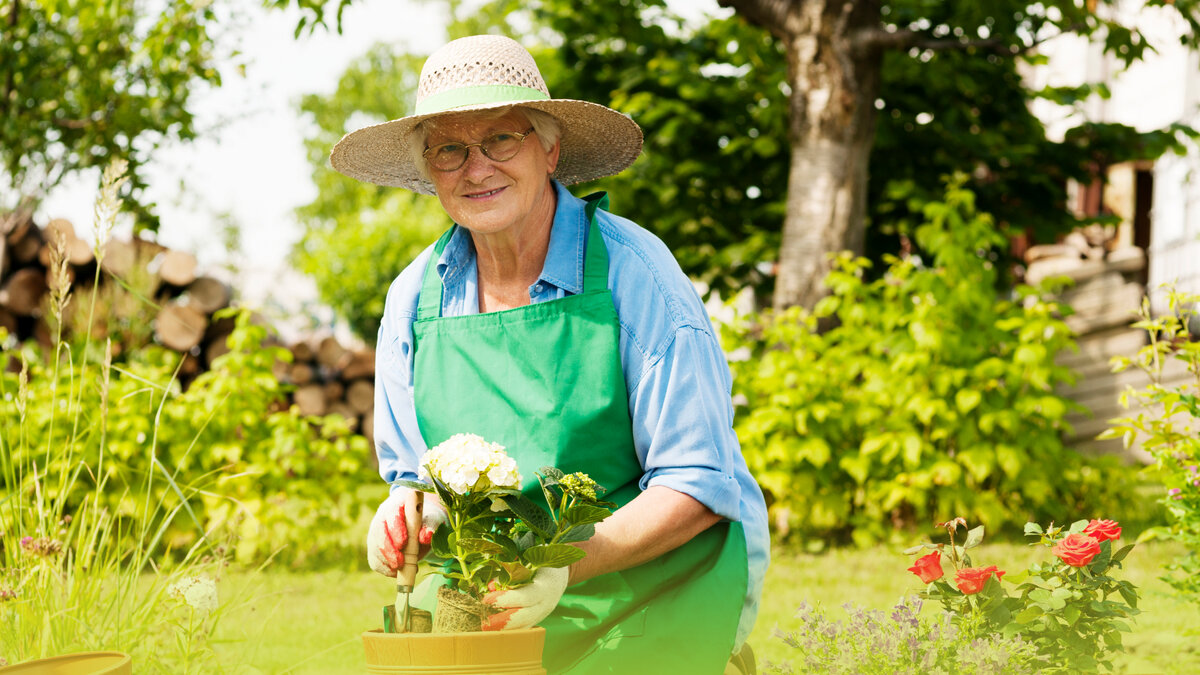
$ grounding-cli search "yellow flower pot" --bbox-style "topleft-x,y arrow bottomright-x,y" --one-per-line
0,652 -> 131,675
362,627 -> 546,674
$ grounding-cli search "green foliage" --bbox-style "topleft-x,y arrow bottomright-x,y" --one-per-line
0,308 -> 376,566
767,597 -> 1040,675
722,180 -> 1128,546
529,1 -> 788,303
1103,287 -> 1200,601
300,0 -> 1200,307
293,45 -> 449,341
907,519 -> 1140,673
0,164 -> 231,670
0,0 -> 224,227
401,465 -> 614,598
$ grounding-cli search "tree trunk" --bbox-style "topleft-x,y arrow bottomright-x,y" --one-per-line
720,0 -> 883,311
774,1 -> 881,311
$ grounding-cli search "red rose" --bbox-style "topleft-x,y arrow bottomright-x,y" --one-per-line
1053,533 -> 1102,567
1083,519 -> 1122,543
954,565 -> 1005,595
907,550 -> 944,583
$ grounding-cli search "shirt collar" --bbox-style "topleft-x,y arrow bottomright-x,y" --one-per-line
434,180 -> 588,295
538,181 -> 587,295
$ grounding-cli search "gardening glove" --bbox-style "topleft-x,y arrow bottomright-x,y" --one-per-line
366,489 -> 448,577
480,566 -> 569,631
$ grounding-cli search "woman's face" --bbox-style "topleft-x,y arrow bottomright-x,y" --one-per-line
425,110 -> 560,238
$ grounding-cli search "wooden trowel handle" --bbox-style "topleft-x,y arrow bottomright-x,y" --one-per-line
399,490 -> 423,589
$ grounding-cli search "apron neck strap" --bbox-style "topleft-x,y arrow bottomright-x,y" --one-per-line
416,226 -> 456,322
581,191 -> 610,294
415,191 -> 611,320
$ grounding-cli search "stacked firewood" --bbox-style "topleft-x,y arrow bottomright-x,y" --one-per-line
272,337 -> 377,443
0,213 -> 376,443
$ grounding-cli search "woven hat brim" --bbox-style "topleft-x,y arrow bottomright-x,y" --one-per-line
329,99 -> 643,195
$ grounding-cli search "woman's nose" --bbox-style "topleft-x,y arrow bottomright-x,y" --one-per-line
461,145 -> 495,181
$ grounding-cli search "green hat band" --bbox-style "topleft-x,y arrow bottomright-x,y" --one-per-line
415,85 -> 550,116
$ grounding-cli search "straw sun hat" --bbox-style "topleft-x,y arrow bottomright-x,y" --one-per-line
329,35 -> 643,195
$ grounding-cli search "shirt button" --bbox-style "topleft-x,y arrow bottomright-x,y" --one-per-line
533,283 -> 544,294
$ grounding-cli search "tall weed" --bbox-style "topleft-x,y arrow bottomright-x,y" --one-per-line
0,160 -> 231,671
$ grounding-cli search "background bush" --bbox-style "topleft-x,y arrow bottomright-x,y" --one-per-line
0,309 -> 379,566
1104,287 -> 1200,601
722,180 -> 1130,547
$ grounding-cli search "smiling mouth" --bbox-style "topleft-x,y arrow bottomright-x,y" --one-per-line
465,187 -> 505,199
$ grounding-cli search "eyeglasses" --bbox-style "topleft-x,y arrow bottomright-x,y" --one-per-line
422,128 -> 537,172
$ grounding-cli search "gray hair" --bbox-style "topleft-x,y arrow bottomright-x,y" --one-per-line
407,106 -> 563,181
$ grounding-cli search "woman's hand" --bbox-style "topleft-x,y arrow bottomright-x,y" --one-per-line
366,489 -> 447,577
480,567 -> 569,630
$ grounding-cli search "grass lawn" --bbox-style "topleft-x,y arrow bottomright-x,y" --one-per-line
211,541 -> 1200,674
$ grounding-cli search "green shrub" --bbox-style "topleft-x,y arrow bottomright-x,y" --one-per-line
723,180 -> 1128,546
2,310 -> 378,565
1,161 -> 230,671
1103,286 -> 1200,601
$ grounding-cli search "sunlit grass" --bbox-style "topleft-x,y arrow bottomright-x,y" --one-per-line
211,540 -> 1199,674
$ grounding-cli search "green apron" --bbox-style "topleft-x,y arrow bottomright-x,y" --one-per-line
411,193 -> 748,675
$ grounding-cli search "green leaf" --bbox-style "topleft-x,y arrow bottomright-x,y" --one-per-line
1117,582 -> 1139,609
514,530 -> 538,552
563,503 -> 613,527
431,524 -> 452,558
539,477 -> 561,512
1024,522 -> 1044,536
390,479 -> 436,493
557,522 -> 595,543
456,538 -> 507,557
537,466 -> 565,484
955,389 -> 982,413
964,525 -> 985,549
503,494 -> 555,540
1014,605 -> 1043,624
428,475 -> 458,512
522,543 -> 587,569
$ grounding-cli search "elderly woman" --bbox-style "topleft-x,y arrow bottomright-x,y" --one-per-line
335,35 -> 768,675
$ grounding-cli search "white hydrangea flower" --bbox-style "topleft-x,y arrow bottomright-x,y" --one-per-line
419,433 -> 522,494
167,576 -> 219,613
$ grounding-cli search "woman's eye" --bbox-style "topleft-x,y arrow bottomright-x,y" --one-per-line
436,144 -> 463,155
490,133 -> 516,142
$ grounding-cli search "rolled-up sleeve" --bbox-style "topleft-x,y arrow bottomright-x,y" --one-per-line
629,325 -> 742,521
373,258 -> 433,491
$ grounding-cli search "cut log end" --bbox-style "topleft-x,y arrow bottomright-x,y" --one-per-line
154,302 -> 208,352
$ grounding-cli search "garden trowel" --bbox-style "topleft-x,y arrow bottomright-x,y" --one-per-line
395,489 -> 423,632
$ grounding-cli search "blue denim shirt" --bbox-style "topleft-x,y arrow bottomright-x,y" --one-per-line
374,180 -> 768,648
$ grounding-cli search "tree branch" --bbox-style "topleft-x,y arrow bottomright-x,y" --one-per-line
718,0 -> 795,41
852,27 -> 1011,55
853,21 -> 1088,57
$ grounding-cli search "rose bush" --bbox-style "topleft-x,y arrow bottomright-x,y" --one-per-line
906,517 -> 1139,673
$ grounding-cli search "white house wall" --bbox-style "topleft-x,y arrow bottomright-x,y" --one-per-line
1028,0 -> 1200,303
